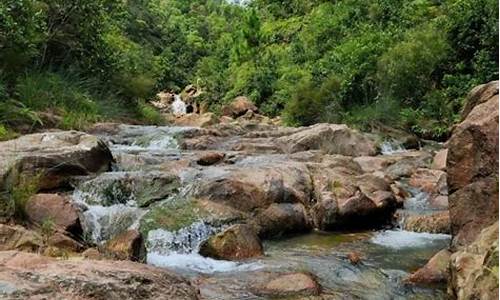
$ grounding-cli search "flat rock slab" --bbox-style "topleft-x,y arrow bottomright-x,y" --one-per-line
0,251 -> 200,300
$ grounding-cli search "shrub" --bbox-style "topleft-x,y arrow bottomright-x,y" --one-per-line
9,174 -> 40,220
137,100 -> 164,125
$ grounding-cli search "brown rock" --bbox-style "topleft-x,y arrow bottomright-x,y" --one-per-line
197,152 -> 225,166
430,195 -> 448,209
449,222 -> 499,300
347,251 -> 362,265
200,224 -> 263,260
194,163 -> 313,212
25,193 -> 81,234
82,248 -> 102,260
401,211 -> 450,234
48,232 -> 84,252
0,250 -> 199,299
278,123 -> 377,156
0,224 -> 42,252
432,149 -> 448,170
174,113 -> 218,127
447,81 -> 498,247
408,249 -> 451,285
105,229 -> 146,262
255,203 -> 312,238
0,131 -> 112,190
354,156 -> 393,173
0,131 -> 113,222
409,168 -> 447,195
221,96 -> 258,118
252,272 -> 321,298
461,80 -> 498,120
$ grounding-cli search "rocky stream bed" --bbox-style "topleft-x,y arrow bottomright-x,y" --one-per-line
0,81 -> 498,300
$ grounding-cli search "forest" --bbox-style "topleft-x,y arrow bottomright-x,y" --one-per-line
0,0 -> 498,140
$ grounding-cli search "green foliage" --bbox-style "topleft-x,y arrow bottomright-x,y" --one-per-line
137,100 -> 165,125
0,0 -> 497,139
40,217 -> 56,245
140,198 -> 206,234
9,174 -> 40,220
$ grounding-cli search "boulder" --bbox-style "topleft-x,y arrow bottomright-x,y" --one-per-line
255,203 -> 312,238
0,131 -> 112,190
48,232 -> 84,252
432,149 -> 448,170
0,251 -> 199,300
199,224 -> 263,260
197,152 -> 225,166
449,222 -> 498,300
354,156 -> 394,173
221,96 -> 258,118
408,249 -> 451,285
174,113 -> 218,128
82,248 -> 102,260
0,131 -> 113,221
277,123 -> 377,156
461,80 -> 498,120
0,224 -> 42,252
194,163 -> 313,212
310,166 -> 397,230
347,251 -> 362,265
251,272 -> 320,298
401,211 -> 450,234
105,229 -> 146,262
447,81 -> 498,248
409,168 -> 447,196
25,193 -> 81,234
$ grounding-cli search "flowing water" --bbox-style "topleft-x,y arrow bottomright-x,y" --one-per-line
172,94 -> 187,116
71,125 -> 451,299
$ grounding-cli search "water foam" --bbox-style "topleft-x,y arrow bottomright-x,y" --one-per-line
380,140 -> 407,155
146,223 -> 262,274
371,230 -> 450,249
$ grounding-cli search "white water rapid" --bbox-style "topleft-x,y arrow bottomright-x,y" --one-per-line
171,94 -> 187,116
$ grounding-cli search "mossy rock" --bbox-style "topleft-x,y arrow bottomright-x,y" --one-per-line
139,198 -> 208,235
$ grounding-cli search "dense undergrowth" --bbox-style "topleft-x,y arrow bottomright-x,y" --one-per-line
0,0 -> 498,140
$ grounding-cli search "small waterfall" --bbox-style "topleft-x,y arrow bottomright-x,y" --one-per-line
380,140 -> 407,155
146,221 -> 261,274
171,94 -> 187,116
371,183 -> 450,249
71,175 -> 148,243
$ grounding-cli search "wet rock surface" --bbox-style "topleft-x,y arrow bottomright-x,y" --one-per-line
199,224 -> 263,260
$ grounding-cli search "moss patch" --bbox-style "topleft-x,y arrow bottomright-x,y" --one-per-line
139,198 -> 208,234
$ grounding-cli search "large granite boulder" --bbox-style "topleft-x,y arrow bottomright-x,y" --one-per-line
449,222 -> 499,300
221,96 -> 258,118
194,163 -> 314,212
408,249 -> 451,285
0,131 -> 113,221
200,224 -> 264,260
25,193 -> 81,234
447,81 -> 498,248
277,123 -> 377,156
0,251 -> 200,299
0,224 -> 42,252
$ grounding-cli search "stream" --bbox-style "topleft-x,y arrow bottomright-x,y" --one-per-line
71,124 -> 451,299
